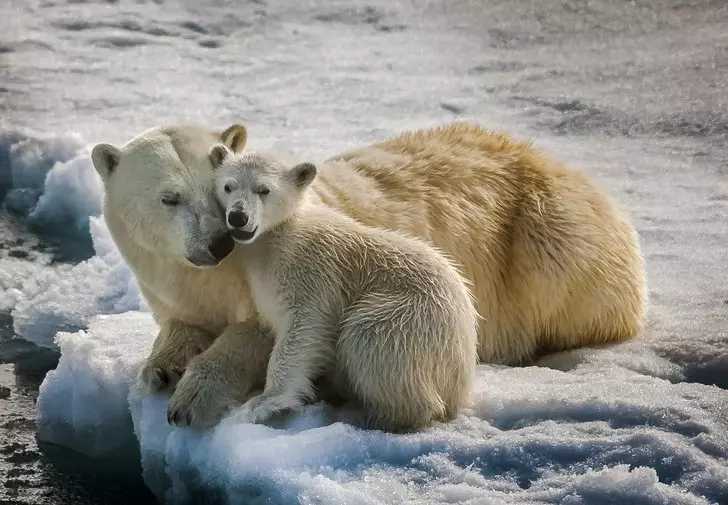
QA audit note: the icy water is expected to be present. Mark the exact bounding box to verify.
[0,212,156,504]
[1,0,727,503]
[0,218,156,505]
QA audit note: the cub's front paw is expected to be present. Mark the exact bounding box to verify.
[231,393,302,425]
[166,360,238,430]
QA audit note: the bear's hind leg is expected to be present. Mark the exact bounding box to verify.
[336,296,449,433]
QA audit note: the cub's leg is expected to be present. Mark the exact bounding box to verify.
[167,320,273,430]
[232,315,335,425]
[137,321,216,394]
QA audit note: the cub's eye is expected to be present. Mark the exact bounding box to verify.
[224,183,232,194]
[161,193,180,206]
[255,187,270,196]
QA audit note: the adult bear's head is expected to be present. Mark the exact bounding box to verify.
[91,123,248,268]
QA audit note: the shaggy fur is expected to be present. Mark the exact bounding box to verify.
[210,147,478,431]
[91,122,646,430]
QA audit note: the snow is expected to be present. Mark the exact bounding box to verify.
[0,129,140,346]
[36,312,154,459]
[0,130,100,232]
[1,0,727,503]
[36,313,728,504]
[0,212,141,347]
[31,151,103,234]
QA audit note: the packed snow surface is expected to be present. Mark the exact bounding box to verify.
[1,0,726,503]
[37,312,728,504]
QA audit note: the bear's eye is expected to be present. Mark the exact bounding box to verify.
[255,187,270,196]
[161,193,180,206]
[224,183,232,194]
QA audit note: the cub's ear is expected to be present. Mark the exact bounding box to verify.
[290,162,317,188]
[209,143,232,168]
[220,124,248,152]
[91,143,121,179]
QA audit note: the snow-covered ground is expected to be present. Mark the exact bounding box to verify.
[1,0,727,503]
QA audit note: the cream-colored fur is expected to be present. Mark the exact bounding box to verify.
[91,122,646,430]
[210,148,478,431]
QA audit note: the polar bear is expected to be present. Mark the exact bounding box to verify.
[90,122,646,430]
[208,145,479,431]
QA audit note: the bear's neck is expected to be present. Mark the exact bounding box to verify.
[251,213,297,249]
[239,206,310,270]
[239,191,317,268]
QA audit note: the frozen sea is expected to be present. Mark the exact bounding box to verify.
[1,0,727,504]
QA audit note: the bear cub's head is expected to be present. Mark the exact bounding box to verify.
[209,144,317,244]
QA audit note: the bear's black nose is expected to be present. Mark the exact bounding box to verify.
[208,233,234,260]
[227,210,249,229]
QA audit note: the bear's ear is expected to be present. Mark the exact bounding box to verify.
[209,143,232,168]
[220,124,248,152]
[289,162,317,188]
[91,143,121,179]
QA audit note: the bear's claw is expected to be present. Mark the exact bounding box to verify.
[154,368,168,385]
[138,362,184,394]
[137,325,216,395]
[231,393,302,425]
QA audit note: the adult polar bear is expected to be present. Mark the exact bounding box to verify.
[91,122,646,429]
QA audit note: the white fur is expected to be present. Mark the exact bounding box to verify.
[214,150,479,431]
[91,122,645,431]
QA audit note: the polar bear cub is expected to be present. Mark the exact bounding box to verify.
[209,144,479,431]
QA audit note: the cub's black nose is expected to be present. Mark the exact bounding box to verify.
[208,233,234,260]
[227,210,249,229]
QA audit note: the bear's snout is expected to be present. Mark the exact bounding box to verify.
[227,210,249,229]
[208,233,235,261]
